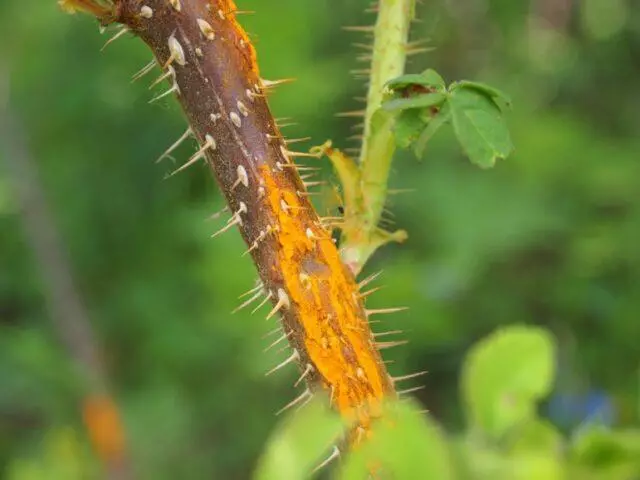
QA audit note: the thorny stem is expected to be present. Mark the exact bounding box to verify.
[325,0,415,275]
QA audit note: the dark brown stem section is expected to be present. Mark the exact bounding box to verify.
[116,0,396,444]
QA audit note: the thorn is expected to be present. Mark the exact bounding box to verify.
[197,18,216,40]
[281,165,320,172]
[166,34,187,67]
[238,281,263,299]
[398,385,426,396]
[169,0,181,11]
[149,65,175,89]
[232,289,264,314]
[297,191,321,198]
[168,134,216,176]
[210,203,246,238]
[131,59,157,82]
[376,340,409,350]
[156,127,193,163]
[284,137,311,145]
[266,288,290,320]
[303,181,326,188]
[343,25,375,33]
[210,216,240,238]
[252,291,273,314]
[276,387,312,416]
[266,349,300,377]
[206,205,229,221]
[294,363,314,387]
[358,270,383,289]
[373,330,403,338]
[312,446,341,473]
[261,78,296,89]
[282,149,322,159]
[352,42,374,50]
[242,229,270,257]
[392,371,428,383]
[264,331,292,353]
[262,326,283,340]
[149,83,179,104]
[366,307,409,316]
[336,110,366,118]
[101,26,129,51]
[231,165,249,191]
[359,286,384,298]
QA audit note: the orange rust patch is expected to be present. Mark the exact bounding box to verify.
[82,394,126,464]
[214,0,259,76]
[260,166,394,440]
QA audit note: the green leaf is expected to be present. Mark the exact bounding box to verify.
[254,396,344,480]
[451,80,513,108]
[339,400,455,480]
[449,87,514,168]
[386,69,446,91]
[394,109,429,149]
[413,102,452,157]
[461,325,556,438]
[382,92,447,112]
[421,68,446,90]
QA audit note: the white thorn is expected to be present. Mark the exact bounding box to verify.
[266,349,299,377]
[197,18,215,40]
[149,65,175,89]
[294,363,314,387]
[237,101,249,117]
[156,127,192,163]
[168,34,187,66]
[238,281,263,299]
[264,331,291,353]
[392,371,428,383]
[210,217,240,238]
[140,5,153,18]
[373,330,404,338]
[366,307,409,316]
[168,134,215,176]
[149,83,179,104]
[358,270,383,289]
[131,59,156,82]
[398,385,426,396]
[101,26,129,51]
[232,289,264,314]
[252,291,273,314]
[230,112,242,128]
[195,47,204,57]
[169,0,181,12]
[231,165,249,191]
[276,388,312,416]
[312,446,340,474]
[266,288,290,320]
[206,205,229,221]
[376,340,409,350]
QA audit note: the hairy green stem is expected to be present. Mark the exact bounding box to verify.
[338,0,415,274]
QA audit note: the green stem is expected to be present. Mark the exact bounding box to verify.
[339,0,415,274]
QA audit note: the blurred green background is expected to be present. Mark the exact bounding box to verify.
[1,0,639,478]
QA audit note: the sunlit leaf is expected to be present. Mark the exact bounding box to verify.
[461,325,555,438]
[339,400,455,480]
[254,396,344,480]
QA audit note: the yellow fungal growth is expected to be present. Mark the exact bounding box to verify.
[261,166,395,442]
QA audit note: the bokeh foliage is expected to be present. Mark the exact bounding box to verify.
[1,0,640,478]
